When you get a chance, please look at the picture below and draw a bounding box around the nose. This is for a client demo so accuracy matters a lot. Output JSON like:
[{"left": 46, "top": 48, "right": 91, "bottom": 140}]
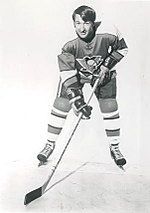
[{"left": 80, "top": 23, "right": 86, "bottom": 32}]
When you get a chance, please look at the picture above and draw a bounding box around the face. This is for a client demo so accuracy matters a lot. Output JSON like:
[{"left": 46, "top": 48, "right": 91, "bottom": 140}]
[{"left": 74, "top": 14, "right": 94, "bottom": 40}]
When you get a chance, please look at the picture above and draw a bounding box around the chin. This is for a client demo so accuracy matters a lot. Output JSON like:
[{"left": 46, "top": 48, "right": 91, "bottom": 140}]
[
  {"left": 80, "top": 35, "right": 87, "bottom": 39},
  {"left": 78, "top": 33, "right": 88, "bottom": 39}
]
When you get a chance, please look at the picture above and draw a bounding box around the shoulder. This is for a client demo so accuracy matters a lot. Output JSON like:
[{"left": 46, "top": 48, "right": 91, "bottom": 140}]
[
  {"left": 96, "top": 20, "right": 122, "bottom": 39},
  {"left": 62, "top": 38, "right": 78, "bottom": 53}
]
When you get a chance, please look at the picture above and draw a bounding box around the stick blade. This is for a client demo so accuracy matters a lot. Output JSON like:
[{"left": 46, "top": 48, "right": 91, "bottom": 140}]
[{"left": 24, "top": 187, "right": 43, "bottom": 205}]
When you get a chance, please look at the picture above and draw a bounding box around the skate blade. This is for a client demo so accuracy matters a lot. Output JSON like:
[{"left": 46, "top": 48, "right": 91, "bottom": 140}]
[
  {"left": 38, "top": 161, "right": 48, "bottom": 167},
  {"left": 118, "top": 165, "right": 125, "bottom": 171}
]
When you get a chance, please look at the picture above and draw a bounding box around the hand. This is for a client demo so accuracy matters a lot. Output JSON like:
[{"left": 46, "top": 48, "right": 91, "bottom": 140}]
[
  {"left": 99, "top": 65, "right": 109, "bottom": 82},
  {"left": 91, "top": 65, "right": 109, "bottom": 86},
  {"left": 66, "top": 88, "right": 93, "bottom": 119},
  {"left": 100, "top": 65, "right": 109, "bottom": 73},
  {"left": 72, "top": 98, "right": 93, "bottom": 119}
]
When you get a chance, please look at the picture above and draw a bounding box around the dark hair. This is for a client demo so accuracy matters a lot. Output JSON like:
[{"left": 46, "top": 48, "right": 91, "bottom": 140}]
[{"left": 72, "top": 5, "right": 96, "bottom": 23}]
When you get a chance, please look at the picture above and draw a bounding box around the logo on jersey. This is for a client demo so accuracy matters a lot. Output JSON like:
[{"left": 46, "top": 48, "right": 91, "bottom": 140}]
[
  {"left": 76, "top": 56, "right": 103, "bottom": 84},
  {"left": 76, "top": 56, "right": 103, "bottom": 76}
]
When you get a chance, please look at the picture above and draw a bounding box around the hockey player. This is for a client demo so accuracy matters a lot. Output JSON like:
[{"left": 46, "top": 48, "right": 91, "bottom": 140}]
[{"left": 37, "top": 5, "right": 128, "bottom": 166}]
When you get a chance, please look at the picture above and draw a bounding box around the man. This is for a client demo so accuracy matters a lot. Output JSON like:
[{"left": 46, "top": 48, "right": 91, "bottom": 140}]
[{"left": 37, "top": 5, "right": 128, "bottom": 166}]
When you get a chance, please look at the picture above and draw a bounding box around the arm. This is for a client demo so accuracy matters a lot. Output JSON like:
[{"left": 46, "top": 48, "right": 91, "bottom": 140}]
[
  {"left": 102, "top": 25, "right": 128, "bottom": 71},
  {"left": 57, "top": 42, "right": 92, "bottom": 119},
  {"left": 95, "top": 25, "right": 128, "bottom": 85},
  {"left": 57, "top": 42, "right": 79, "bottom": 89}
]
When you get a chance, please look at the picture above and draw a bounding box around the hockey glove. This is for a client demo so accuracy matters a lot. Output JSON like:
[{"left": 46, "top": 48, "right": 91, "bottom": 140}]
[
  {"left": 91, "top": 65, "right": 116, "bottom": 87},
  {"left": 98, "top": 54, "right": 118, "bottom": 85},
  {"left": 66, "top": 88, "right": 92, "bottom": 119}
]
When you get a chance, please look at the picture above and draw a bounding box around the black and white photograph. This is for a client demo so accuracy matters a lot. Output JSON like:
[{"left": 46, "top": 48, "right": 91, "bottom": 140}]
[{"left": 0, "top": 0, "right": 150, "bottom": 212}]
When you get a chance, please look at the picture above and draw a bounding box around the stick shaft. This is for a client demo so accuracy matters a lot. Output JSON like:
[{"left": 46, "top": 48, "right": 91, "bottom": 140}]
[
  {"left": 42, "top": 77, "right": 100, "bottom": 192},
  {"left": 24, "top": 73, "right": 103, "bottom": 205}
]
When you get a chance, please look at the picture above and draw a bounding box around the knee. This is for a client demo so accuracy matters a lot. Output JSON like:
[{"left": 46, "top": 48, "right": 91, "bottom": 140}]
[
  {"left": 99, "top": 98, "right": 118, "bottom": 113},
  {"left": 53, "top": 97, "right": 71, "bottom": 112}
]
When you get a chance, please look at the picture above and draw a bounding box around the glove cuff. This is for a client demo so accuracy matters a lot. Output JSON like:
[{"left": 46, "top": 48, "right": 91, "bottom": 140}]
[
  {"left": 66, "top": 88, "right": 84, "bottom": 104},
  {"left": 103, "top": 55, "right": 118, "bottom": 70}
]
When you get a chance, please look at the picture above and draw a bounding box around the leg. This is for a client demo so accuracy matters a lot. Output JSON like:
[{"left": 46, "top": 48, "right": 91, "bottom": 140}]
[
  {"left": 99, "top": 98, "right": 120, "bottom": 143},
  {"left": 37, "top": 96, "right": 71, "bottom": 162},
  {"left": 95, "top": 77, "right": 126, "bottom": 166},
  {"left": 99, "top": 98, "right": 126, "bottom": 166}
]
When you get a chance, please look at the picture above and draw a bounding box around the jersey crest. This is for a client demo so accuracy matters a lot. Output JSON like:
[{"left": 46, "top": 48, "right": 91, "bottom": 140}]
[
  {"left": 76, "top": 56, "right": 103, "bottom": 74},
  {"left": 76, "top": 56, "right": 103, "bottom": 83}
]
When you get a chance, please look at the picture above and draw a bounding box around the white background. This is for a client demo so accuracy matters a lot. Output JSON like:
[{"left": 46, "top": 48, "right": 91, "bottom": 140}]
[
  {"left": 0, "top": 0, "right": 150, "bottom": 171},
  {"left": 1, "top": 1, "right": 150, "bottom": 212}
]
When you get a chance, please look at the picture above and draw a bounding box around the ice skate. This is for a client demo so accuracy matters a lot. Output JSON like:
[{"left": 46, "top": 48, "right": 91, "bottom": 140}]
[
  {"left": 37, "top": 141, "right": 55, "bottom": 163},
  {"left": 110, "top": 144, "right": 126, "bottom": 168}
]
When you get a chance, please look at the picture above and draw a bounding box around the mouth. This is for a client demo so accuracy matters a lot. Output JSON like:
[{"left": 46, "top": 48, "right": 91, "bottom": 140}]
[{"left": 80, "top": 32, "right": 87, "bottom": 36}]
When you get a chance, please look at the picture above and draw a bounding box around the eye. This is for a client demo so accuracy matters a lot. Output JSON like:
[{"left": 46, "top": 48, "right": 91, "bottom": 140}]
[
  {"left": 85, "top": 21, "right": 90, "bottom": 25},
  {"left": 75, "top": 21, "right": 80, "bottom": 25}
]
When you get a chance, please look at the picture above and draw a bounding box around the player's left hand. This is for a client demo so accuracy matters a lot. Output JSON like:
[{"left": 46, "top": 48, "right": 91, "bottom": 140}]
[
  {"left": 98, "top": 65, "right": 109, "bottom": 83},
  {"left": 100, "top": 65, "right": 109, "bottom": 73},
  {"left": 91, "top": 65, "right": 110, "bottom": 86},
  {"left": 91, "top": 65, "right": 117, "bottom": 86}
]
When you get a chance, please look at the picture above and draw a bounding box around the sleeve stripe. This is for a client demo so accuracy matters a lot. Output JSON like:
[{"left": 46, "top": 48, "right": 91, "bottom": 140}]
[
  {"left": 60, "top": 70, "right": 77, "bottom": 83},
  {"left": 63, "top": 76, "right": 78, "bottom": 88},
  {"left": 111, "top": 51, "right": 124, "bottom": 61},
  {"left": 111, "top": 47, "right": 128, "bottom": 61},
  {"left": 117, "top": 48, "right": 128, "bottom": 57}
]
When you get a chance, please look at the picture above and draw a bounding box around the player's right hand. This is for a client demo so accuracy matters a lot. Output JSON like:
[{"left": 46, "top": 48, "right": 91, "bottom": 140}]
[
  {"left": 66, "top": 88, "right": 92, "bottom": 119},
  {"left": 72, "top": 98, "right": 93, "bottom": 119}
]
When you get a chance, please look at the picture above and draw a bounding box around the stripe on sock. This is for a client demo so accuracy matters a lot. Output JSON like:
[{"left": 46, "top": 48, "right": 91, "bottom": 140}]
[
  {"left": 104, "top": 117, "right": 120, "bottom": 130},
  {"left": 102, "top": 109, "right": 120, "bottom": 137},
  {"left": 102, "top": 110, "right": 119, "bottom": 118},
  {"left": 47, "top": 140, "right": 55, "bottom": 144},
  {"left": 110, "top": 139, "right": 119, "bottom": 145},
  {"left": 48, "top": 124, "right": 62, "bottom": 134},
  {"left": 48, "top": 113, "right": 66, "bottom": 128},
  {"left": 105, "top": 128, "right": 120, "bottom": 137},
  {"left": 47, "top": 131, "right": 59, "bottom": 141},
  {"left": 52, "top": 106, "right": 68, "bottom": 117},
  {"left": 47, "top": 105, "right": 69, "bottom": 143},
  {"left": 104, "top": 115, "right": 120, "bottom": 120}
]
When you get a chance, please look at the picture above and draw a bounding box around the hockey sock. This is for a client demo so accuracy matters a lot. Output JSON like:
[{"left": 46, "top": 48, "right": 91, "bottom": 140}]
[
  {"left": 47, "top": 105, "right": 69, "bottom": 144},
  {"left": 102, "top": 109, "right": 121, "bottom": 145}
]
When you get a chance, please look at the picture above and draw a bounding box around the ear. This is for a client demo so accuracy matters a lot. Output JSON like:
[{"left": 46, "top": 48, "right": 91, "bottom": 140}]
[{"left": 73, "top": 21, "right": 76, "bottom": 28}]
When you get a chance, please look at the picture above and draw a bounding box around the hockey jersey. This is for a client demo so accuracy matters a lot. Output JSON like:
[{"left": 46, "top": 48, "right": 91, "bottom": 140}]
[{"left": 58, "top": 21, "right": 128, "bottom": 89}]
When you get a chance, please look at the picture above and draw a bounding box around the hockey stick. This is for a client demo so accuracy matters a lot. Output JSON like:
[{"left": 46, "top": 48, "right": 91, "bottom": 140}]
[{"left": 24, "top": 74, "right": 103, "bottom": 205}]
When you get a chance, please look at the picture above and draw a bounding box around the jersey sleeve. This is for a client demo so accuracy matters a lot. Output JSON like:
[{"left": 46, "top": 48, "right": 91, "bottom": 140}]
[
  {"left": 110, "top": 26, "right": 128, "bottom": 61},
  {"left": 99, "top": 22, "right": 128, "bottom": 69},
  {"left": 57, "top": 41, "right": 80, "bottom": 89}
]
